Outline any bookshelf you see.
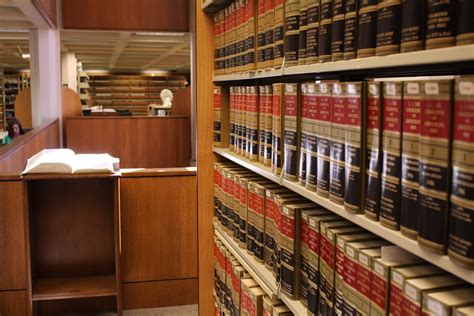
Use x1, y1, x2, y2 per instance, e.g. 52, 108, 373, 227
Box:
0, 72, 30, 125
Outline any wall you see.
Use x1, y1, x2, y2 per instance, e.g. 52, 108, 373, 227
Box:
61, 53, 78, 92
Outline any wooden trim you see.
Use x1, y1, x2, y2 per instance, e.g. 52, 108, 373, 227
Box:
65, 116, 190, 120
31, 0, 57, 28
120, 167, 197, 177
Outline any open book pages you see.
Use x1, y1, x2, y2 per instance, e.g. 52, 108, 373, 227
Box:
22, 149, 120, 175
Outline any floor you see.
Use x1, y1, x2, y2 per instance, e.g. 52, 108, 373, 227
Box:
123, 305, 198, 316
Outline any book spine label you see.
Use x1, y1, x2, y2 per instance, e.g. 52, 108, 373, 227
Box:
274, 0, 285, 67
425, 0, 456, 49
418, 81, 452, 252
298, 0, 308, 65
299, 84, 309, 185
280, 205, 298, 298
285, 0, 301, 66
400, 0, 424, 52
343, 0, 357, 60
317, 83, 332, 197
402, 287, 422, 315
284, 83, 300, 181
253, 186, 266, 262
318, 0, 333, 62
342, 246, 359, 315
330, 83, 346, 205
331, 0, 345, 61
370, 268, 389, 316
230, 87, 236, 151
258, 0, 267, 68
319, 228, 336, 315
248, 87, 260, 161
356, 254, 373, 315
400, 82, 422, 238
264, 0, 275, 66
364, 82, 382, 219
449, 77, 474, 266
380, 82, 403, 230
305, 1, 320, 64
357, 5, 378, 58
272, 83, 284, 175
456, 0, 474, 45
376, 0, 402, 56
306, 83, 319, 192
214, 86, 222, 146
344, 83, 364, 213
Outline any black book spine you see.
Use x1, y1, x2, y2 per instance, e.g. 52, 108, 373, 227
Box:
357, 3, 378, 58
299, 84, 309, 185
400, 0, 425, 52
425, 0, 456, 49
317, 83, 332, 198
343, 0, 358, 60
418, 81, 453, 253
299, 0, 309, 65
285, 0, 301, 66
380, 82, 403, 230
331, 0, 346, 61
274, 0, 286, 67
449, 76, 474, 267
456, 0, 474, 45
400, 82, 422, 239
284, 83, 300, 181
364, 82, 382, 220
318, 0, 333, 62
306, 1, 321, 64
306, 83, 319, 192
376, 0, 402, 56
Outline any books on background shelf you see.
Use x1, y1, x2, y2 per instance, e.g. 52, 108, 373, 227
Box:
22, 149, 120, 175
211, 0, 474, 75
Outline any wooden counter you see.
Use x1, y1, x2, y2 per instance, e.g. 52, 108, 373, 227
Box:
65, 116, 191, 169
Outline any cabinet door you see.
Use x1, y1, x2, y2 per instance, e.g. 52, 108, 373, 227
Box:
0, 181, 27, 290
0, 290, 28, 316
120, 175, 197, 282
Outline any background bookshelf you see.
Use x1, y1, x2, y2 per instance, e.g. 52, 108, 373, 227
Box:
1, 71, 30, 128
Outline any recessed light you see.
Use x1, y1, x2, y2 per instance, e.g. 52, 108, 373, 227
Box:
22, 53, 30, 59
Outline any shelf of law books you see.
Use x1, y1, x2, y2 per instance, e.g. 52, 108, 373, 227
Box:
211, 0, 474, 82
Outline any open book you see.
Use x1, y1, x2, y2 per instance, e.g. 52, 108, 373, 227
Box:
22, 149, 120, 175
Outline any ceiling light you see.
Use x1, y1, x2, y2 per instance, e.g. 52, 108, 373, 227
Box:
22, 53, 30, 59
135, 32, 186, 36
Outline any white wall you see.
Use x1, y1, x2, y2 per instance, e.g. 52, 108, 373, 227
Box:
61, 52, 77, 92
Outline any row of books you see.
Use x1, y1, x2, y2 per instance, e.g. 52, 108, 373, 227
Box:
214, 237, 293, 315
213, 0, 474, 74
213, 162, 474, 316
213, 76, 474, 267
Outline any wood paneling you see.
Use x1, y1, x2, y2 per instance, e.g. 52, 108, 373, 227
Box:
196, 0, 217, 314
65, 117, 191, 168
35, 296, 116, 316
120, 175, 197, 282
172, 86, 191, 116
120, 166, 196, 177
122, 279, 198, 310
14, 87, 32, 129
0, 181, 27, 290
63, 0, 189, 32
32, 0, 57, 28
0, 290, 29, 316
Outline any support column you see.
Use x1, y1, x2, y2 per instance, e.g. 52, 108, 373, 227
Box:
29, 29, 61, 129
61, 52, 78, 92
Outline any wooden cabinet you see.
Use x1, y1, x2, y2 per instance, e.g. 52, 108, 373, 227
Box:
0, 291, 29, 316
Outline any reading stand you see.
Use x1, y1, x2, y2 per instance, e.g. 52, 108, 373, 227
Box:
24, 173, 122, 315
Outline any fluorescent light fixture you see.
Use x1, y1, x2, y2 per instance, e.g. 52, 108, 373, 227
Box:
22, 53, 30, 59
135, 32, 186, 36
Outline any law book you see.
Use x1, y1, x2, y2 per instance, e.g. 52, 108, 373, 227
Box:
354, 248, 383, 316
305, 0, 320, 64
334, 232, 378, 316
364, 81, 383, 220
225, 253, 238, 312
234, 86, 241, 153
279, 202, 325, 299
273, 0, 285, 68
307, 214, 342, 316
375, 0, 402, 56
241, 86, 248, 157
370, 257, 423, 316
456, 0, 474, 45
214, 86, 230, 148
319, 223, 363, 316
231, 264, 248, 315
318, 0, 333, 62
259, 85, 274, 166
245, 0, 257, 71
423, 287, 474, 316
418, 80, 453, 254
455, 305, 474, 316
316, 82, 332, 198
257, 0, 267, 69
284, 0, 301, 67
223, 6, 230, 73
299, 83, 310, 186
380, 81, 403, 230
403, 275, 466, 315
425, 0, 456, 49
264, 190, 302, 270
283, 83, 300, 182
449, 76, 474, 268
304, 83, 319, 192
344, 82, 366, 214
400, 0, 425, 53
329, 82, 346, 205
22, 149, 119, 175
233, 171, 259, 242
214, 238, 227, 307
248, 86, 260, 161
331, 0, 345, 61
215, 163, 242, 227
213, 13, 222, 74
228, 2, 237, 73
240, 278, 261, 316
214, 86, 223, 147
357, 0, 378, 58
263, 296, 282, 316
389, 264, 445, 316
342, 240, 390, 316
400, 81, 422, 239
233, 0, 241, 73
272, 304, 293, 315
221, 167, 243, 235
298, 0, 308, 65
230, 86, 236, 151
264, 0, 275, 68
343, 0, 358, 60
272, 83, 285, 176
